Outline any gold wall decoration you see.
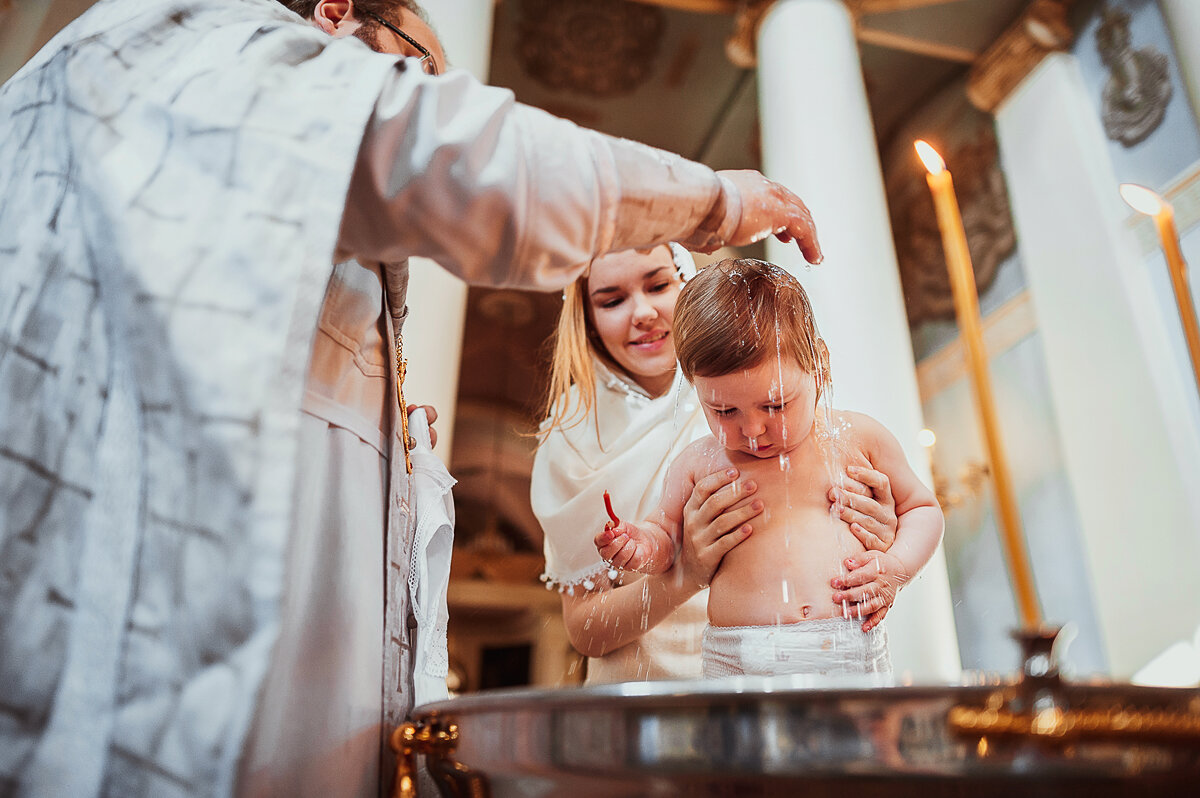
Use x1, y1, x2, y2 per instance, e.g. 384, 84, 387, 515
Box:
517, 0, 666, 98
1096, 2, 1172, 148
967, 0, 1074, 113
892, 126, 1016, 325
724, 0, 774, 69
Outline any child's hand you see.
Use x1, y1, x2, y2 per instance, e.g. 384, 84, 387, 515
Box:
831, 550, 908, 633
594, 522, 671, 574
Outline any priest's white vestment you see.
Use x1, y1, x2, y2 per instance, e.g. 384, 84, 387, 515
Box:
0, 0, 738, 795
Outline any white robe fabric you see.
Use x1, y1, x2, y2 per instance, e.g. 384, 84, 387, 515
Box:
531, 362, 711, 683
0, 0, 741, 794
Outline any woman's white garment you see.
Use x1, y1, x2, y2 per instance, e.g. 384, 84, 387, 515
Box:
702, 619, 893, 682
531, 361, 711, 683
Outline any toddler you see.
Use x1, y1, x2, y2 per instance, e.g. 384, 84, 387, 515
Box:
595, 258, 944, 679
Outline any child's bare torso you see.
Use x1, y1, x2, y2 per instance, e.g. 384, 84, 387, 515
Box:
683, 428, 871, 628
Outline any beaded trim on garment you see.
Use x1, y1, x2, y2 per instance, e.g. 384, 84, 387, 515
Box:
539, 563, 622, 595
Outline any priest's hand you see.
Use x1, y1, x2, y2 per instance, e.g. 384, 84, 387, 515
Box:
714, 169, 824, 265
407, 403, 438, 448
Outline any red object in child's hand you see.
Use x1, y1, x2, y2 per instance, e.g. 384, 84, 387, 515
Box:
603, 490, 620, 528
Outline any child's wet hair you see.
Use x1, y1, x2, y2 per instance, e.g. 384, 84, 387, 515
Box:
674, 258, 828, 384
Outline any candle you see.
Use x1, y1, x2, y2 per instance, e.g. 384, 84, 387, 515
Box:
914, 140, 1042, 630
1119, 183, 1200, 401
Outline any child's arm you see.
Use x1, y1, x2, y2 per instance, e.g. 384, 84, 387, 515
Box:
593, 448, 695, 574
832, 413, 944, 631
565, 452, 735, 658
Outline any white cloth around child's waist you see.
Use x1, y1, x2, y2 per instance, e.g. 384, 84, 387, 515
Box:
702, 617, 893, 683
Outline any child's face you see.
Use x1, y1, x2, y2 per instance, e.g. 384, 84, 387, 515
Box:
586, 246, 682, 396
694, 357, 818, 458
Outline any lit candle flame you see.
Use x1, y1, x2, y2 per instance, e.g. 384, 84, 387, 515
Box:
914, 140, 946, 175
1119, 183, 1167, 216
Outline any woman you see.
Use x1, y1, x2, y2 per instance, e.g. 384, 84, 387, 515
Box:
531, 244, 900, 683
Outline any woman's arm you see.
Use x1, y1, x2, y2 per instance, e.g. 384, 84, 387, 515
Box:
559, 569, 701, 658
565, 463, 761, 657
832, 413, 944, 631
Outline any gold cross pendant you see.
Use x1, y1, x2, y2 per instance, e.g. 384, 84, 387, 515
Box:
395, 332, 413, 474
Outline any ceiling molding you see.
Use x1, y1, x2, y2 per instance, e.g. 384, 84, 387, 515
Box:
629, 0, 738, 13
856, 25, 977, 63
725, 0, 774, 68
852, 0, 969, 15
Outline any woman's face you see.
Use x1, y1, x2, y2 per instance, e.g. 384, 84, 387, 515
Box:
586, 246, 683, 397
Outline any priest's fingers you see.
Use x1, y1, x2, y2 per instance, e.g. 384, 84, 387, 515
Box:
717, 170, 823, 265
407, 403, 439, 448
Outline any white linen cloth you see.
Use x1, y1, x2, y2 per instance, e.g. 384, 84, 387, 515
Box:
531, 361, 711, 683
0, 0, 744, 794
702, 619, 893, 681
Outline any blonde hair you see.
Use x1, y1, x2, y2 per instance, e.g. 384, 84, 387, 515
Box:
674, 258, 829, 387
538, 273, 600, 437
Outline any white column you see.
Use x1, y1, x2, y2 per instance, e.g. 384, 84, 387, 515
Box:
403, 0, 496, 462
1161, 0, 1200, 126
757, 0, 961, 682
994, 53, 1200, 678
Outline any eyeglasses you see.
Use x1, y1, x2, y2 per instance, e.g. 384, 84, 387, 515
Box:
358, 8, 439, 76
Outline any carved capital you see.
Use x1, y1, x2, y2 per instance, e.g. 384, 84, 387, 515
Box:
967, 0, 1075, 113
725, 0, 777, 69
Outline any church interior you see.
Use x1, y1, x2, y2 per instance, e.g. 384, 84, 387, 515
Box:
439, 0, 1200, 696
6, 0, 1198, 702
